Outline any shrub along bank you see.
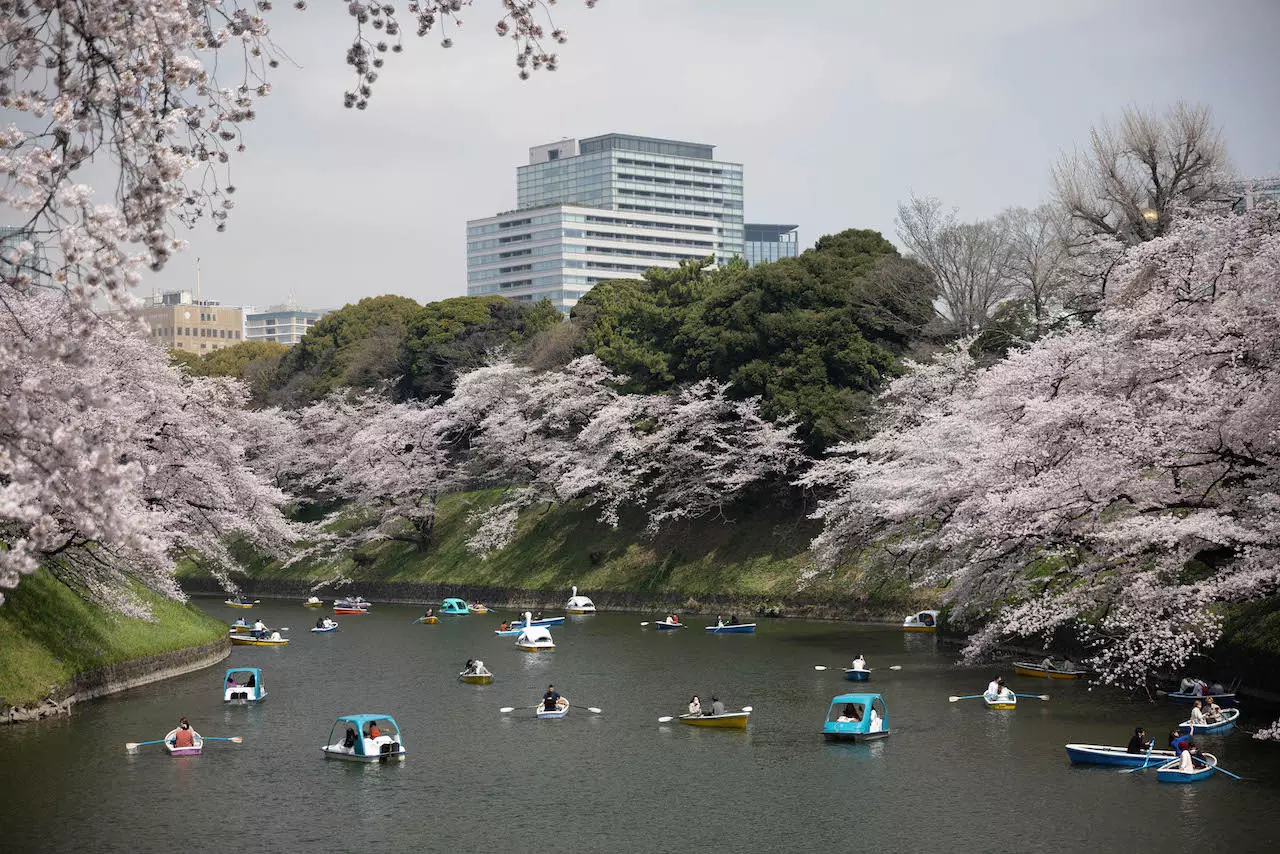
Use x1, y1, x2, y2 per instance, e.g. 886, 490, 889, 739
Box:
0, 571, 229, 710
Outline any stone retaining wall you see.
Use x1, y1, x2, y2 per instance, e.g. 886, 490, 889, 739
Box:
181, 577, 912, 624
2, 637, 230, 725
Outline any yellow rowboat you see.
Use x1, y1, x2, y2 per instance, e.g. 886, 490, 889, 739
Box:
1013, 662, 1088, 680
678, 712, 749, 729
984, 693, 1016, 710
459, 672, 493, 685
416, 616, 439, 624
468, 605, 490, 615
230, 634, 289, 647
302, 598, 325, 608
225, 600, 254, 609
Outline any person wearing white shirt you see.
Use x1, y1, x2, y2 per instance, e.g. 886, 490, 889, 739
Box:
852, 654, 867, 671
986, 677, 1004, 698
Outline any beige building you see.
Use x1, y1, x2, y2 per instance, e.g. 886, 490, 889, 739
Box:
141, 290, 244, 353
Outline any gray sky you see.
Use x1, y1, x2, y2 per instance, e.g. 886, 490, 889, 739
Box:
148, 0, 1280, 311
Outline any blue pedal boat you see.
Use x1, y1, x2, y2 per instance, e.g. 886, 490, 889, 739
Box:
440, 598, 469, 615
321, 715, 406, 762
705, 623, 756, 634
1065, 744, 1178, 767
822, 693, 890, 742
1178, 708, 1240, 735
223, 667, 266, 703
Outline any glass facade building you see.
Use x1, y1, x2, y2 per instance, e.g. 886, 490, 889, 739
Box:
246, 306, 330, 345
744, 223, 800, 266
468, 134, 744, 312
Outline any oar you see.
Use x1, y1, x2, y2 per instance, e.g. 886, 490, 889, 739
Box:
814, 665, 902, 671
658, 716, 675, 723
201, 736, 244, 743
1211, 764, 1242, 780
124, 738, 169, 752
1124, 740, 1157, 773
640, 621, 650, 626
1013, 693, 1050, 701
949, 694, 985, 702
741, 706, 753, 712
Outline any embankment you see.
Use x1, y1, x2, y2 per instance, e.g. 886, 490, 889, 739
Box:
0, 571, 231, 723
186, 488, 931, 621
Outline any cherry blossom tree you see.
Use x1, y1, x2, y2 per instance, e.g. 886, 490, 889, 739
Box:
807, 209, 1280, 718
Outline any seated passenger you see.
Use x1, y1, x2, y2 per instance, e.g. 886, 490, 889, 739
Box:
868, 707, 883, 732
836, 703, 862, 723
343, 728, 357, 749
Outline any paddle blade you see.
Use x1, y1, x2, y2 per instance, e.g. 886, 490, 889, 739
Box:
657, 716, 674, 723
1039, 695, 1050, 701
640, 621, 649, 626
229, 736, 243, 743
949, 696, 962, 702
813, 665, 829, 671
499, 707, 516, 714
587, 707, 603, 714
741, 706, 753, 712
125, 743, 139, 753
888, 665, 903, 671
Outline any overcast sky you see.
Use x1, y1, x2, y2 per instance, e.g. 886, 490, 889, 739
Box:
147, 0, 1280, 311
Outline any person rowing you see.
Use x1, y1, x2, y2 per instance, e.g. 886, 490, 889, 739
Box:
315, 615, 325, 629
1203, 696, 1223, 723
171, 717, 196, 749
851, 654, 867, 671
688, 695, 701, 715
463, 659, 476, 675
985, 676, 1004, 698
1040, 656, 1055, 671
543, 685, 561, 712
710, 696, 725, 716
1126, 727, 1149, 754
423, 607, 434, 620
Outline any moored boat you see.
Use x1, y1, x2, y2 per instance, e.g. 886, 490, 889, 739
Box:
1064, 743, 1179, 767
302, 596, 325, 608
536, 698, 570, 719
515, 614, 555, 653
229, 632, 289, 647
164, 728, 203, 755
440, 598, 469, 615
843, 668, 870, 682
1013, 662, 1088, 680
1178, 708, 1240, 735
984, 692, 1016, 710
902, 610, 939, 632
705, 622, 756, 634
567, 585, 596, 614
822, 693, 890, 742
321, 715, 405, 762
678, 711, 749, 729
1156, 753, 1217, 783
224, 667, 266, 703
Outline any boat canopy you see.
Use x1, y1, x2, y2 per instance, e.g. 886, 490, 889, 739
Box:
823, 693, 889, 735
517, 626, 554, 644
327, 715, 403, 757
225, 667, 262, 685
441, 598, 468, 613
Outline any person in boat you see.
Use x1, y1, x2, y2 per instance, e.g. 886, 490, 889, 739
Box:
836, 703, 862, 723
252, 619, 268, 638
715, 615, 724, 628
728, 615, 739, 625
852, 654, 867, 671
423, 608, 435, 620
543, 685, 561, 712
316, 615, 326, 629
1189, 700, 1207, 726
688, 695, 701, 716
1061, 658, 1076, 672
1203, 696, 1223, 723
463, 659, 476, 675
1040, 656, 1055, 671
1126, 728, 1149, 754
499, 621, 509, 631
868, 705, 883, 732
366, 720, 382, 739
342, 727, 357, 749
986, 676, 1004, 698
535, 611, 544, 621
172, 717, 196, 749
1170, 731, 1205, 763
710, 696, 725, 716
1174, 736, 1206, 771
245, 672, 256, 687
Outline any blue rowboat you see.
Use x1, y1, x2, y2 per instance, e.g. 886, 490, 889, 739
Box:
510, 616, 565, 628
493, 627, 522, 636
310, 623, 338, 633
655, 620, 686, 630
843, 668, 870, 682
1065, 744, 1178, 767
1163, 690, 1238, 706
1156, 754, 1217, 783
705, 623, 756, 634
1178, 708, 1240, 735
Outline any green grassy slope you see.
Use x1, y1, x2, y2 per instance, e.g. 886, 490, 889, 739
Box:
0, 571, 228, 709
231, 488, 927, 608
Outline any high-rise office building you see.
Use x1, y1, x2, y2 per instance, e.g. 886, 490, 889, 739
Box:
744, 223, 800, 266
246, 304, 330, 345
141, 289, 244, 353
467, 134, 744, 312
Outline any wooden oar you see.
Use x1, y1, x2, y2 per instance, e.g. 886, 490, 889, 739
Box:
948, 694, 985, 702
1123, 740, 1157, 773
1013, 693, 1050, 701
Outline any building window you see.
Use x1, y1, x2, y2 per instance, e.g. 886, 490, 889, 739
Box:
200, 344, 206, 349
235, 331, 241, 339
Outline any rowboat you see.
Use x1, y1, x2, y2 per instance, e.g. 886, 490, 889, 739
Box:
1013, 662, 1088, 680
536, 698, 570, 719
678, 711, 749, 729
224, 667, 266, 703
1156, 753, 1217, 783
310, 621, 339, 633
416, 616, 439, 624
1064, 743, 1179, 767
844, 668, 870, 682
493, 626, 522, 636
334, 597, 370, 610
302, 596, 325, 608
321, 715, 405, 762
459, 660, 493, 684
984, 692, 1016, 710
229, 632, 289, 647
225, 599, 254, 609
164, 728, 203, 756
567, 586, 596, 614
510, 616, 566, 628
655, 620, 686, 630
1163, 690, 1239, 706
705, 623, 756, 634
229, 620, 251, 633
440, 598, 469, 615
333, 607, 368, 615
822, 693, 890, 742
1178, 708, 1240, 735
902, 609, 939, 632
468, 604, 490, 614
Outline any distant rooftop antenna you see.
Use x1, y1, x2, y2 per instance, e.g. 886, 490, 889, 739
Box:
286, 286, 298, 311
195, 257, 201, 304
